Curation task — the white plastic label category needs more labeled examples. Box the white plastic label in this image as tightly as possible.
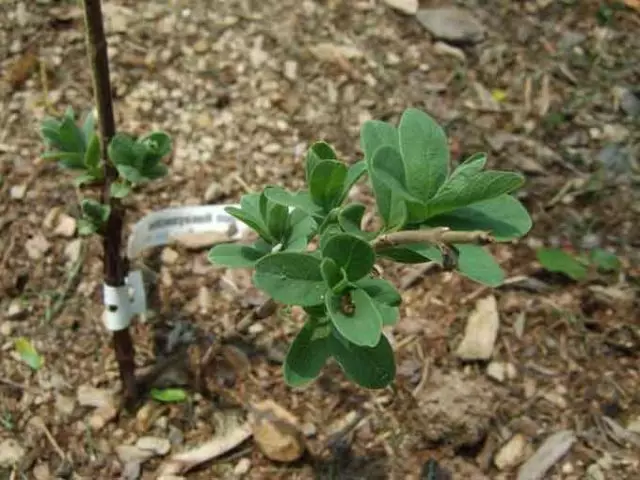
[126,204,249,259]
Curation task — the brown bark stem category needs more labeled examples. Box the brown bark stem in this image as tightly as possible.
[81,0,137,405]
[372,227,494,251]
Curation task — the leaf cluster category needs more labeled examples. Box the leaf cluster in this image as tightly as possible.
[208,107,533,390]
[38,107,172,235]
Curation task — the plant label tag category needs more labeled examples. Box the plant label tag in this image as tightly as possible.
[126,204,249,259]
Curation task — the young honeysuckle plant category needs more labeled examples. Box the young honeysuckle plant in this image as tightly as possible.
[209,107,532,390]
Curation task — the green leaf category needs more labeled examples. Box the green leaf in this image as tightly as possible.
[41,151,85,170]
[225,206,271,243]
[322,233,375,282]
[77,218,98,236]
[14,337,44,371]
[82,110,96,143]
[285,209,315,251]
[360,120,406,230]
[424,194,532,241]
[40,117,62,149]
[141,163,168,180]
[108,133,138,168]
[264,186,322,217]
[589,248,621,272]
[455,244,505,287]
[398,108,449,202]
[338,203,366,236]
[84,133,101,171]
[329,329,395,389]
[355,277,401,307]
[150,388,188,403]
[266,203,289,242]
[110,182,131,199]
[371,145,425,205]
[73,173,100,187]
[449,152,488,181]
[536,248,588,281]
[139,131,172,160]
[320,258,349,293]
[284,319,332,387]
[58,115,86,154]
[208,243,265,268]
[116,164,144,183]
[80,199,110,234]
[326,288,383,347]
[425,170,525,218]
[305,141,337,184]
[254,252,326,306]
[309,160,348,212]
[339,160,367,203]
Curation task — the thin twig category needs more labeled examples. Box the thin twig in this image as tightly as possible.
[31,416,66,460]
[372,227,494,251]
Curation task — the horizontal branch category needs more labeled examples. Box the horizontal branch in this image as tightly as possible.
[372,227,493,251]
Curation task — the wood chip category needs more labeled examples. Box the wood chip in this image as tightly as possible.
[249,400,305,462]
[516,430,576,480]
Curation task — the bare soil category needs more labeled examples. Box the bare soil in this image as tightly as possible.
[1,1,639,479]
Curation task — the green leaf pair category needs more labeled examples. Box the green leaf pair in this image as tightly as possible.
[536,246,621,281]
[108,131,171,185]
[283,318,396,390]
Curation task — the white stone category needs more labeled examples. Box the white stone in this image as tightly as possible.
[495,434,529,470]
[455,295,500,360]
[10,184,27,199]
[383,0,418,15]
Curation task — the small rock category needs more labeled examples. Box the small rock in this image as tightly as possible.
[586,463,605,480]
[116,445,155,464]
[486,361,517,383]
[234,457,251,475]
[43,207,61,229]
[197,286,211,313]
[0,439,26,468]
[383,0,418,15]
[627,415,640,434]
[0,321,15,336]
[614,86,640,117]
[89,404,118,431]
[77,384,115,408]
[204,181,224,202]
[262,143,282,154]
[6,299,26,319]
[283,60,298,81]
[250,400,305,462]
[25,234,51,260]
[167,425,184,446]
[542,391,567,409]
[301,422,317,437]
[193,39,209,53]
[416,7,485,45]
[55,393,76,417]
[135,402,155,432]
[433,41,466,61]
[416,369,496,448]
[455,295,500,361]
[120,461,141,480]
[161,247,180,265]
[53,214,76,238]
[517,430,576,480]
[10,184,27,199]
[32,462,52,480]
[64,239,82,264]
[494,434,529,470]
[136,436,171,456]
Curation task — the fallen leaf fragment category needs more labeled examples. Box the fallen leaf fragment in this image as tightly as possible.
[250,400,306,462]
[455,295,500,360]
[158,421,252,475]
[517,430,576,480]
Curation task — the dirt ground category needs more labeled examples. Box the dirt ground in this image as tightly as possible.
[1,0,639,479]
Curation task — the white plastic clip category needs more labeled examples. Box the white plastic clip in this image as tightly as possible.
[102,270,147,331]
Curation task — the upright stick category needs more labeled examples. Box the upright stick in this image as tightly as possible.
[81,0,137,405]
